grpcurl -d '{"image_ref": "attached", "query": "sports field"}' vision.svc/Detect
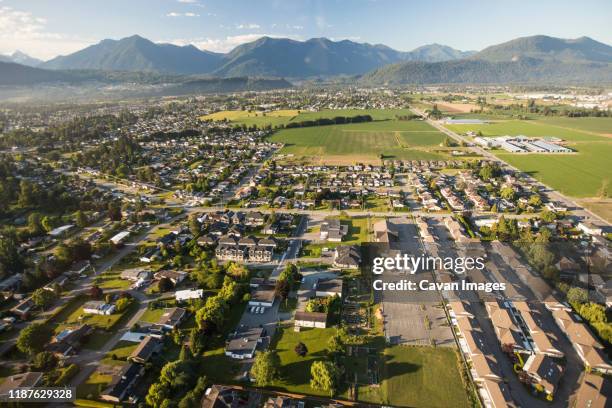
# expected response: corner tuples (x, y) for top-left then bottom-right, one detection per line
(269, 120), (450, 164)
(445, 118), (612, 198)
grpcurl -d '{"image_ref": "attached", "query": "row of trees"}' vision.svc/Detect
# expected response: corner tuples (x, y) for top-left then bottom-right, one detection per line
(283, 115), (374, 129)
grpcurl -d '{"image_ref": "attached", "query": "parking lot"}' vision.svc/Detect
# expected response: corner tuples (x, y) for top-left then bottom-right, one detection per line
(376, 218), (455, 346)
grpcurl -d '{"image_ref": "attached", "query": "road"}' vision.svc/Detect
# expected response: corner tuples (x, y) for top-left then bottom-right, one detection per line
(411, 107), (610, 227)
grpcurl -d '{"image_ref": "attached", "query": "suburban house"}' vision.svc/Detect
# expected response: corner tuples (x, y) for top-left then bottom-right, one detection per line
(46, 324), (93, 357)
(294, 311), (327, 329)
(574, 373), (609, 408)
(110, 230), (131, 246)
(315, 278), (343, 298)
(175, 288), (205, 302)
(215, 235), (276, 263)
(225, 326), (265, 359)
(373, 219), (399, 243)
(10, 297), (35, 319)
(153, 270), (188, 285)
(449, 301), (513, 408)
(486, 302), (524, 352)
(129, 336), (162, 364)
(100, 363), (144, 403)
(522, 354), (563, 398)
(333, 246), (361, 269)
(0, 372), (43, 398)
(83, 301), (116, 315)
(120, 269), (151, 282)
(156, 307), (186, 331)
(577, 222), (603, 237)
(551, 309), (612, 374)
(320, 219), (347, 242)
(248, 284), (276, 308)
(201, 385), (245, 408)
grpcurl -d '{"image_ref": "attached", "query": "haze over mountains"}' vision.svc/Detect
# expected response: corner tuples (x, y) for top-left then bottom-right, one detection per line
(39, 35), (475, 77)
(0, 51), (44, 67)
(1, 34), (611, 90)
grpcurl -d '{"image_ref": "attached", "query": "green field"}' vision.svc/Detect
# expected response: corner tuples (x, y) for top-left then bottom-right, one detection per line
(533, 117), (612, 135)
(446, 118), (612, 198)
(381, 346), (470, 408)
(202, 108), (418, 128)
(270, 120), (449, 164)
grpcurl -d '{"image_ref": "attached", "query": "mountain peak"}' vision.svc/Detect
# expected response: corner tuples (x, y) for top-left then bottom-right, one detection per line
(474, 35), (612, 63)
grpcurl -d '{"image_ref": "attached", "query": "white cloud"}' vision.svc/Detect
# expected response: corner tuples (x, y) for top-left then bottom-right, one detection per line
(166, 11), (200, 17)
(177, 0), (197, 3)
(0, 6), (92, 59)
(236, 23), (260, 30)
(166, 33), (302, 53)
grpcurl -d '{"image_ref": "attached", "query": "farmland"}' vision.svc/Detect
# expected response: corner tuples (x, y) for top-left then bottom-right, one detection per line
(445, 118), (612, 198)
(269, 119), (450, 164)
(200, 108), (417, 128)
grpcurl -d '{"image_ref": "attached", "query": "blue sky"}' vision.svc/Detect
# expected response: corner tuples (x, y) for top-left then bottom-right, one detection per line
(1, 0), (611, 60)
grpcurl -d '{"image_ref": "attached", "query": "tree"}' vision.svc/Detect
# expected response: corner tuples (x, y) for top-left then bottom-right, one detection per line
(89, 285), (103, 299)
(195, 296), (225, 329)
(189, 329), (205, 354)
(115, 297), (130, 312)
(17, 323), (51, 355)
(75, 210), (88, 228)
(31, 288), (56, 309)
(500, 186), (516, 201)
(27, 212), (43, 235)
(567, 287), (588, 306)
(188, 214), (201, 237)
(528, 195), (542, 207)
(541, 209), (557, 223)
(146, 382), (170, 408)
(107, 202), (122, 221)
(41, 216), (55, 233)
(275, 278), (290, 301)
(310, 360), (338, 397)
(226, 262), (249, 280)
(179, 344), (193, 362)
(32, 351), (59, 371)
(250, 351), (280, 386)
(294, 342), (308, 357)
(327, 332), (346, 355)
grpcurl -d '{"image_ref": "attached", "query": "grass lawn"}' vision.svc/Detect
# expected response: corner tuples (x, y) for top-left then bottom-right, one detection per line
(77, 372), (113, 399)
(269, 326), (336, 396)
(381, 346), (470, 408)
(101, 340), (138, 365)
(50, 297), (138, 342)
(269, 120), (449, 164)
(95, 271), (131, 290)
(139, 307), (166, 324)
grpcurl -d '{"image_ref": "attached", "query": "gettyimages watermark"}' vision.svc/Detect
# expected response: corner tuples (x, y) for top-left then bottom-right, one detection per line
(359, 241), (609, 304)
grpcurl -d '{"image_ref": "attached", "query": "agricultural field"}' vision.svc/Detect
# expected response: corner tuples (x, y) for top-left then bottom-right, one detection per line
(270, 120), (450, 164)
(445, 118), (612, 198)
(200, 108), (417, 128)
(381, 346), (471, 408)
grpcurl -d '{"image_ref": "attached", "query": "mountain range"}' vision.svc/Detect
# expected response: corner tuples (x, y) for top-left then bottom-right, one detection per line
(1, 34), (611, 89)
(39, 35), (474, 77)
(361, 35), (612, 85)
(0, 51), (43, 67)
